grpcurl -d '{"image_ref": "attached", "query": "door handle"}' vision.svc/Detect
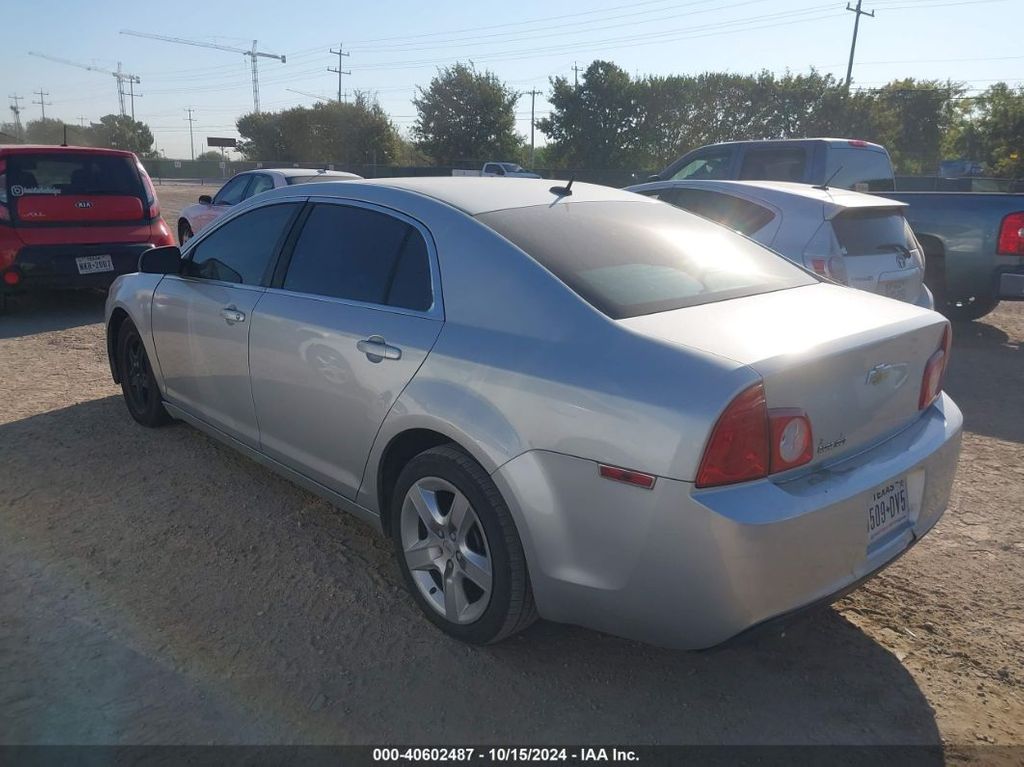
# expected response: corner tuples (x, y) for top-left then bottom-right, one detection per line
(357, 335), (402, 362)
(220, 306), (246, 324)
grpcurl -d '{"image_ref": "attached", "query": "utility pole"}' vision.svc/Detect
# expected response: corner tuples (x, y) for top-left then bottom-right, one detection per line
(184, 108), (197, 161)
(8, 95), (24, 138)
(572, 62), (582, 88)
(33, 88), (52, 120)
(845, 0), (875, 88)
(328, 44), (351, 103)
(525, 89), (542, 166)
(78, 116), (87, 127)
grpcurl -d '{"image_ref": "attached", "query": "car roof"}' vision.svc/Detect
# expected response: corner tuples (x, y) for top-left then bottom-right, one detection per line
(253, 167), (361, 178)
(691, 137), (886, 151)
(0, 144), (136, 158)
(634, 179), (906, 215)
(281, 177), (645, 215)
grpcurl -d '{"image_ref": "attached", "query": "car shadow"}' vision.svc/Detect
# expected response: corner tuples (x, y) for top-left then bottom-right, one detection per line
(0, 290), (106, 339)
(0, 397), (941, 750)
(945, 318), (1023, 444)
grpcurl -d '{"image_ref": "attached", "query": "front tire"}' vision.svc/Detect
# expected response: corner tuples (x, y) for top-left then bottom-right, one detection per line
(117, 319), (170, 427)
(391, 445), (536, 644)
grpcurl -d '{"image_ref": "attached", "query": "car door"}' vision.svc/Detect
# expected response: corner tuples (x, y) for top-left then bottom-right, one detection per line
(194, 173), (251, 231)
(249, 199), (444, 500)
(151, 201), (303, 447)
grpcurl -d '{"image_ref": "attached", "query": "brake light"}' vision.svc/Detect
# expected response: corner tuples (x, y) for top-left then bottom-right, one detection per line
(919, 324), (952, 410)
(598, 464), (656, 489)
(137, 162), (161, 219)
(2, 269), (20, 286)
(996, 211), (1024, 255)
(848, 140), (869, 148)
(696, 382), (769, 488)
(808, 256), (848, 285)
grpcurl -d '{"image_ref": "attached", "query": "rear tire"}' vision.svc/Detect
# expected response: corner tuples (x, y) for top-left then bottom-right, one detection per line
(117, 319), (171, 427)
(178, 220), (194, 246)
(390, 445), (537, 644)
(943, 296), (1000, 322)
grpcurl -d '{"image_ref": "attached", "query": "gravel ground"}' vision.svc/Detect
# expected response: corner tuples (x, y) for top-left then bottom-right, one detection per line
(0, 185), (1022, 749)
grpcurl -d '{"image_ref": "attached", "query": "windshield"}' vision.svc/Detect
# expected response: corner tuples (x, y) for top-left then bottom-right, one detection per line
(478, 201), (815, 319)
(501, 163), (525, 172)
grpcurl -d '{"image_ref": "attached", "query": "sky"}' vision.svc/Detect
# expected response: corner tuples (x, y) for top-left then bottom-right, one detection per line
(1, 0), (1020, 159)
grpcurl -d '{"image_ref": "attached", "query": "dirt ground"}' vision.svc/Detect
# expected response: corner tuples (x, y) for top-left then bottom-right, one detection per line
(0, 184), (1022, 750)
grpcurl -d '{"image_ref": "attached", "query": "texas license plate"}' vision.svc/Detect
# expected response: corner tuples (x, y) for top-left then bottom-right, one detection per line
(880, 280), (907, 301)
(867, 477), (909, 544)
(76, 255), (114, 274)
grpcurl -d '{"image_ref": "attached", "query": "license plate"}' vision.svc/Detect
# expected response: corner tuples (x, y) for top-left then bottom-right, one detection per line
(867, 477), (909, 544)
(76, 255), (114, 274)
(879, 280), (907, 301)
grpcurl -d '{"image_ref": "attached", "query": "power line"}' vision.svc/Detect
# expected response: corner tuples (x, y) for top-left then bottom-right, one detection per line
(328, 44), (351, 103)
(33, 88), (52, 120)
(845, 0), (875, 88)
(184, 107), (197, 160)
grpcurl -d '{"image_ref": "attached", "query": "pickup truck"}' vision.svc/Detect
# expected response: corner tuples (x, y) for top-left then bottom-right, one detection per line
(651, 138), (1024, 320)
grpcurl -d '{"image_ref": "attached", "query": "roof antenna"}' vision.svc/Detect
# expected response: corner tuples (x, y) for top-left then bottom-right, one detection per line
(814, 165), (843, 191)
(550, 176), (574, 196)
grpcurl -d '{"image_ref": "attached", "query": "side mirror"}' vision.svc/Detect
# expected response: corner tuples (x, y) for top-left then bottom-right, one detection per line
(139, 245), (182, 275)
(647, 174), (661, 182)
(199, 194), (213, 204)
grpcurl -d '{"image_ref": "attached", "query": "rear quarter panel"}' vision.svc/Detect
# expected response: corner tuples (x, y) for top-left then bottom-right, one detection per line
(105, 273), (165, 387)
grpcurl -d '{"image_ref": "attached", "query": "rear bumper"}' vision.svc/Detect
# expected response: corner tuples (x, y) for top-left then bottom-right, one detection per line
(2, 243), (153, 292)
(997, 268), (1024, 300)
(493, 393), (963, 649)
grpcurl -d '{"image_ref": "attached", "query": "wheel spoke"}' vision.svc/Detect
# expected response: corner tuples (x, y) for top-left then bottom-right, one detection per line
(404, 537), (439, 572)
(443, 569), (467, 622)
(409, 486), (443, 533)
(449, 492), (473, 542)
(459, 550), (492, 593)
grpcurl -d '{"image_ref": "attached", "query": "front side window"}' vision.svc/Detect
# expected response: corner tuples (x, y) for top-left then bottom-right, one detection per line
(738, 148), (807, 182)
(662, 188), (776, 236)
(213, 175), (250, 206)
(186, 203), (300, 285)
(282, 204), (433, 312)
(478, 201), (813, 320)
(670, 151), (733, 181)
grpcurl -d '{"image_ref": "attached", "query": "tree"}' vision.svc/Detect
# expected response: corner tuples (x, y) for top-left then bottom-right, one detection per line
(89, 115), (157, 157)
(196, 150), (224, 162)
(413, 63), (522, 164)
(964, 83), (1024, 178)
(25, 117), (71, 145)
(236, 93), (401, 166)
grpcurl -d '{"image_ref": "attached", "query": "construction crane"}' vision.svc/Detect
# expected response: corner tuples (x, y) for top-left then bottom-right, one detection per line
(120, 30), (285, 113)
(27, 52), (140, 118)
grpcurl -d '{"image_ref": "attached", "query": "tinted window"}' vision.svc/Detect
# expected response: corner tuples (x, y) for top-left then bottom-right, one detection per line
(663, 188), (776, 235)
(825, 148), (894, 192)
(187, 203), (299, 284)
(739, 148), (807, 182)
(213, 175), (250, 205)
(6, 153), (140, 196)
(832, 209), (913, 256)
(245, 173), (275, 198)
(286, 174), (337, 185)
(478, 201), (814, 320)
(671, 151), (733, 181)
(283, 204), (432, 311)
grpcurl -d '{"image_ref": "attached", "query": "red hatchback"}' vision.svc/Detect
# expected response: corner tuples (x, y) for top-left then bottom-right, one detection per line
(0, 145), (174, 308)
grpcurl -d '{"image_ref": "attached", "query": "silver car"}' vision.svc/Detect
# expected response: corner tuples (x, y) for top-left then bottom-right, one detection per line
(626, 179), (933, 308)
(105, 178), (962, 649)
(177, 168), (361, 245)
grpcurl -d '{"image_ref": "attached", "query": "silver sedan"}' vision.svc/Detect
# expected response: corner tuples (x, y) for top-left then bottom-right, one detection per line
(105, 178), (962, 649)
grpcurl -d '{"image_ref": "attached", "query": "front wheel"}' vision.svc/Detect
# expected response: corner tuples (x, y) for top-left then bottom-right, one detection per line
(117, 319), (171, 427)
(391, 445), (536, 644)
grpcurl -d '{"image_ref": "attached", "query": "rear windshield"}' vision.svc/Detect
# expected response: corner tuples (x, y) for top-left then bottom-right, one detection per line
(832, 209), (912, 256)
(825, 148), (895, 192)
(286, 175), (331, 185)
(478, 201), (815, 320)
(5, 153), (141, 197)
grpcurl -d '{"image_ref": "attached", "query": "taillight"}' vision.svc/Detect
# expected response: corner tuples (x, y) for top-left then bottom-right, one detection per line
(2, 269), (20, 286)
(848, 139), (869, 148)
(137, 162), (161, 219)
(697, 382), (815, 488)
(0, 158), (8, 223)
(996, 211), (1024, 255)
(696, 382), (769, 488)
(808, 256), (848, 285)
(919, 324), (952, 410)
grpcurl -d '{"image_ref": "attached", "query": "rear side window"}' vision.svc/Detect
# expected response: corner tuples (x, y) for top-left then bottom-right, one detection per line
(662, 188), (776, 236)
(6, 153), (141, 197)
(282, 204), (433, 312)
(187, 203), (300, 285)
(245, 173), (275, 198)
(670, 151), (732, 181)
(832, 209), (913, 256)
(825, 148), (894, 192)
(739, 148), (807, 182)
(478, 201), (814, 320)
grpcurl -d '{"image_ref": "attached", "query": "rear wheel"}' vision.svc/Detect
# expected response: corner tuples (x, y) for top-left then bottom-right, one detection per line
(178, 220), (194, 246)
(117, 319), (170, 427)
(943, 296), (1000, 322)
(391, 445), (536, 644)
